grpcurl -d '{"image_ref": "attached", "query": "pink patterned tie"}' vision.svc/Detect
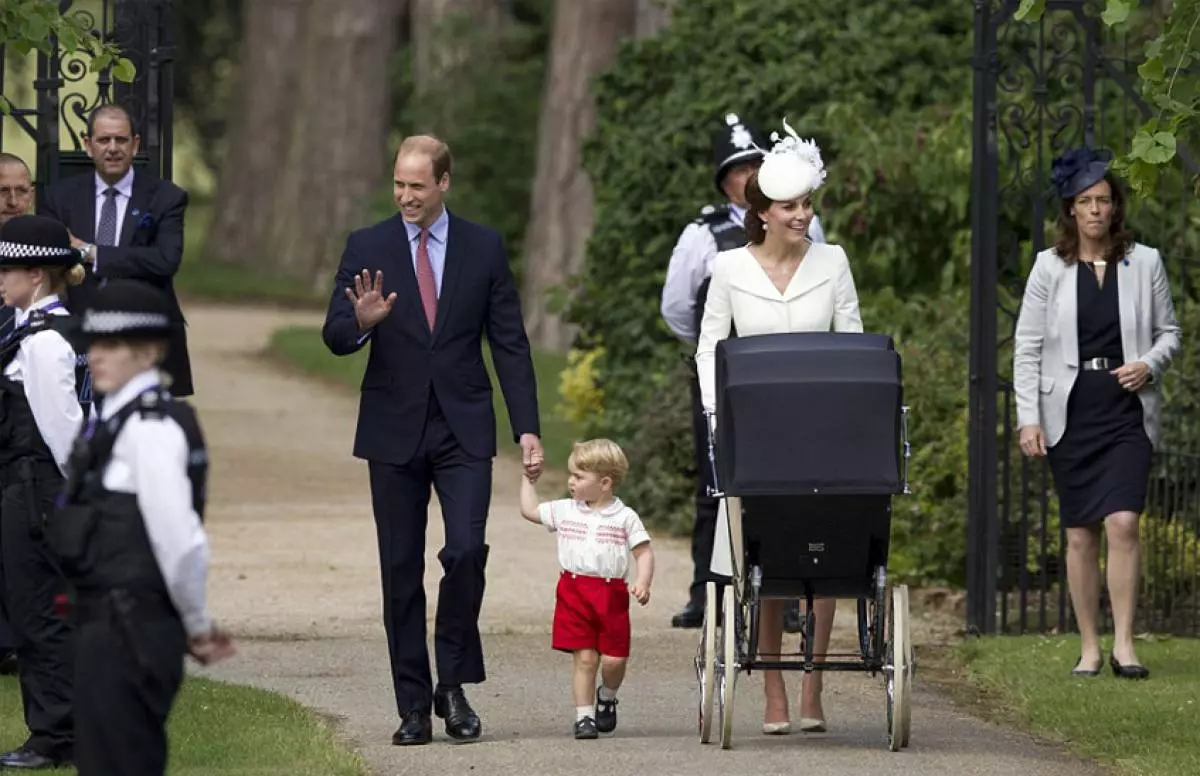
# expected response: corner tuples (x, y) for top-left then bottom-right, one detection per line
(415, 227), (437, 330)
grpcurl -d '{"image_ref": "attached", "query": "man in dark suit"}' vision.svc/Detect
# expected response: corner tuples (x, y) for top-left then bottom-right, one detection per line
(37, 104), (193, 396)
(322, 135), (543, 746)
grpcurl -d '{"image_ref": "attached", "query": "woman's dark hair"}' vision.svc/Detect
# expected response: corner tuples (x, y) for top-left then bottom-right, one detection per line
(742, 170), (772, 245)
(1053, 171), (1133, 264)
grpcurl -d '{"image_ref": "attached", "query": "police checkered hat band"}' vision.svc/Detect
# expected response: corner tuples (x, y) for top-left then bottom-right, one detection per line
(82, 310), (172, 335)
(0, 241), (77, 260)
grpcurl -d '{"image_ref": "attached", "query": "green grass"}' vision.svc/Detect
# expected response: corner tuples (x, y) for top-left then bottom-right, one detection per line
(269, 326), (581, 468)
(0, 676), (367, 775)
(951, 635), (1200, 776)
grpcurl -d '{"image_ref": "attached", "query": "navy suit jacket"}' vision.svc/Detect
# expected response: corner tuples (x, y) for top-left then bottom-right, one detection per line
(322, 211), (540, 465)
(38, 171), (193, 396)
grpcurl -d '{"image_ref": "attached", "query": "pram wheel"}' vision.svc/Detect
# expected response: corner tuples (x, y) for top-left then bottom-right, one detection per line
(719, 584), (738, 749)
(886, 584), (912, 752)
(696, 581), (718, 743)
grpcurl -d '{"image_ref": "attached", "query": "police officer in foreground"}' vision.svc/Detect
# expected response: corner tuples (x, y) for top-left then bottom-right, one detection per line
(51, 280), (234, 775)
(661, 113), (824, 631)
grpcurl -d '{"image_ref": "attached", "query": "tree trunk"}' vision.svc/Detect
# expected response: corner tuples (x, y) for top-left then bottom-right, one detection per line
(411, 0), (508, 131)
(264, 0), (407, 287)
(520, 0), (637, 353)
(207, 0), (308, 266)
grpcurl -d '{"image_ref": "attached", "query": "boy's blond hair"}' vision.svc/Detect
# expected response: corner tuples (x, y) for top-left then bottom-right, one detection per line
(567, 438), (629, 489)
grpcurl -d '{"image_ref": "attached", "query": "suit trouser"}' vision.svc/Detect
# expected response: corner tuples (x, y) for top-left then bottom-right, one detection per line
(368, 396), (492, 716)
(688, 371), (724, 605)
(75, 605), (185, 776)
(0, 466), (74, 758)
(0, 608), (14, 652)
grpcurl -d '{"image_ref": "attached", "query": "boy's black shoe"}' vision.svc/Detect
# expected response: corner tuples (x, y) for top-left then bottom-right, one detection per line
(594, 689), (618, 733)
(574, 717), (598, 740)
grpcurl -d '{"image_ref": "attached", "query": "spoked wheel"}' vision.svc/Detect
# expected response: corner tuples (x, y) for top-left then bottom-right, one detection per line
(898, 585), (913, 748)
(696, 581), (718, 743)
(719, 584), (738, 750)
(886, 585), (911, 752)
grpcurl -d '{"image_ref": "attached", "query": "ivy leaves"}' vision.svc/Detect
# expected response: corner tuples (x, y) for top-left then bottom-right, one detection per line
(1017, 0), (1200, 196)
(0, 0), (134, 114)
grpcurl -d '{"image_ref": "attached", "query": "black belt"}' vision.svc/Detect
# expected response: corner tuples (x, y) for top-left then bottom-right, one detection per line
(1081, 357), (1122, 371)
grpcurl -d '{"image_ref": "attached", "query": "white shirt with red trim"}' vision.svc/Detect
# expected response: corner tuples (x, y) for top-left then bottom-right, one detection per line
(538, 497), (651, 580)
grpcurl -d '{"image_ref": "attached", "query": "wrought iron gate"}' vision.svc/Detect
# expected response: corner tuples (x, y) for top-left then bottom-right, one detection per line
(0, 0), (175, 202)
(969, 0), (1200, 636)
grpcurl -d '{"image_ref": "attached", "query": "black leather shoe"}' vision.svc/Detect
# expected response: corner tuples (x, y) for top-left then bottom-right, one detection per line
(433, 686), (482, 742)
(0, 650), (16, 676)
(1110, 652), (1150, 680)
(594, 688), (618, 733)
(1071, 657), (1101, 677)
(0, 748), (66, 770)
(391, 710), (432, 746)
(671, 600), (704, 628)
(574, 717), (598, 739)
(783, 602), (804, 634)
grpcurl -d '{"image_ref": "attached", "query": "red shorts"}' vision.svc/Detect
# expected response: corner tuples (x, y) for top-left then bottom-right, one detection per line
(552, 572), (631, 657)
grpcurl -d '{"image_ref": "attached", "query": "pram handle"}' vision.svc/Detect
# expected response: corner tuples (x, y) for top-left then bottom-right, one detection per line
(703, 410), (723, 498)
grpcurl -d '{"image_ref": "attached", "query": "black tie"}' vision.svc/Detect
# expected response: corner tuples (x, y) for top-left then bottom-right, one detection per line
(96, 187), (119, 246)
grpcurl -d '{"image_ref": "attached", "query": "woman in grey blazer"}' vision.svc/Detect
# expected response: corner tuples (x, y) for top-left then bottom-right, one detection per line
(1014, 147), (1180, 680)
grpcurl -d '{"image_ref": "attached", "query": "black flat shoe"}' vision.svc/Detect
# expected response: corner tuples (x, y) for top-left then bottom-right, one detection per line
(671, 600), (704, 629)
(574, 717), (598, 739)
(1109, 652), (1150, 680)
(0, 748), (67, 770)
(392, 710), (432, 745)
(434, 685), (482, 741)
(1071, 659), (1101, 676)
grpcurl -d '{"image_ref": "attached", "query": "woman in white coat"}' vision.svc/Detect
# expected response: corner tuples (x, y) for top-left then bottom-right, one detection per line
(695, 120), (863, 734)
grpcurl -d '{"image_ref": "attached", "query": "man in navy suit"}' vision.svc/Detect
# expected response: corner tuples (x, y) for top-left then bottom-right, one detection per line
(37, 104), (193, 397)
(322, 135), (543, 746)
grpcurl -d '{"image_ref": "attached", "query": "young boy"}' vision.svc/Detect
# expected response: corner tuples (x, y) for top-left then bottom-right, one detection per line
(519, 438), (655, 739)
(50, 279), (234, 776)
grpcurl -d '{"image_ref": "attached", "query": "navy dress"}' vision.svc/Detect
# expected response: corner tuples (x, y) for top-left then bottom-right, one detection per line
(1047, 261), (1152, 527)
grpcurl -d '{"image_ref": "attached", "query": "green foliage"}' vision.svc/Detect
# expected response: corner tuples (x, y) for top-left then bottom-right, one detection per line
(1017, 0), (1200, 196)
(387, 0), (552, 278)
(570, 0), (975, 580)
(0, 0), (134, 114)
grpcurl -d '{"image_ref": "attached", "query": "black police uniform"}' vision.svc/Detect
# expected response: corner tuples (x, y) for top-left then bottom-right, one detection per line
(0, 216), (89, 769)
(51, 280), (209, 776)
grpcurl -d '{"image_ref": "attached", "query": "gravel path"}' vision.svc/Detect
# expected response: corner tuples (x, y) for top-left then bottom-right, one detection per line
(186, 304), (1108, 776)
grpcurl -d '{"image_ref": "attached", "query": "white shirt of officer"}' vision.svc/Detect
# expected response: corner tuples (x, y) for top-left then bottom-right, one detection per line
(3, 294), (84, 472)
(661, 205), (826, 342)
(99, 368), (212, 638)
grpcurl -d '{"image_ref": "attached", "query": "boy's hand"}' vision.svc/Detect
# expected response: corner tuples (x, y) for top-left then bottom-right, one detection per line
(188, 627), (237, 665)
(629, 583), (650, 606)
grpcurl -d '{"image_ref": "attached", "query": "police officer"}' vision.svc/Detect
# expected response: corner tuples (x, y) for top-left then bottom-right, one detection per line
(0, 215), (88, 770)
(661, 114), (824, 630)
(51, 279), (234, 776)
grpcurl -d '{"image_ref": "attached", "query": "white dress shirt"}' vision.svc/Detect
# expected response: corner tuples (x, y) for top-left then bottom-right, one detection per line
(3, 294), (84, 472)
(661, 205), (826, 341)
(100, 369), (212, 638)
(94, 168), (135, 246)
(538, 497), (651, 580)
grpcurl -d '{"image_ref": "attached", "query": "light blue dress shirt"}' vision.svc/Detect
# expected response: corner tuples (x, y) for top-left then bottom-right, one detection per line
(357, 207), (450, 343)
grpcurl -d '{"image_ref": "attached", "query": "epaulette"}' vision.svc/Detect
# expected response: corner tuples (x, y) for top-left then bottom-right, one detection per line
(134, 388), (173, 420)
(694, 203), (731, 226)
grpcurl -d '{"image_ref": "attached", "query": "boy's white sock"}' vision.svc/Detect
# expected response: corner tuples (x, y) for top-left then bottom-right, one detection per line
(576, 705), (595, 721)
(598, 686), (617, 702)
